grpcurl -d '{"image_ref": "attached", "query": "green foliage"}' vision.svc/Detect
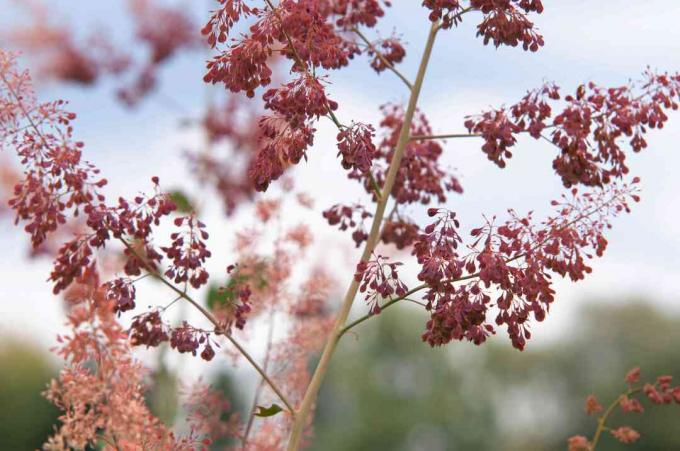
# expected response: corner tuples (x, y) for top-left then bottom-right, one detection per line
(312, 300), (680, 451)
(0, 340), (59, 450)
(255, 403), (283, 417)
(168, 190), (195, 214)
(206, 262), (269, 310)
(146, 350), (179, 425)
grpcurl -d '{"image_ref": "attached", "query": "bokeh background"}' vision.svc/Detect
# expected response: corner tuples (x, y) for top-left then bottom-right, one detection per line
(1, 1), (680, 449)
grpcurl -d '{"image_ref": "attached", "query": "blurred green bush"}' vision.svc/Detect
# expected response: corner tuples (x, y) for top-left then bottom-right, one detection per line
(313, 299), (680, 451)
(0, 339), (59, 450)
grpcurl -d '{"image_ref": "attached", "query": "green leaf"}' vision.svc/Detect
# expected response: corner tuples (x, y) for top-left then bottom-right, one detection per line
(254, 403), (283, 417)
(169, 190), (195, 214)
(206, 283), (230, 310)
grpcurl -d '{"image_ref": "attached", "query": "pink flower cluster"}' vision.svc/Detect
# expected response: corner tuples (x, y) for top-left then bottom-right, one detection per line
(570, 367), (680, 450)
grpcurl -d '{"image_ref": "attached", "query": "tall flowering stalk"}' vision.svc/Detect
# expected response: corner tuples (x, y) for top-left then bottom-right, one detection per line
(2, 1), (680, 449)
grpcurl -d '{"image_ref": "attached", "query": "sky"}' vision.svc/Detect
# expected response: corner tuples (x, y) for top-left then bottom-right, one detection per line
(1, 0), (680, 373)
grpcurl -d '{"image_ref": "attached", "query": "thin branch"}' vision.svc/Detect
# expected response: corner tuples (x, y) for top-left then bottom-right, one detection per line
(118, 238), (296, 416)
(410, 133), (482, 141)
(241, 311), (276, 449)
(352, 27), (413, 90)
(591, 387), (641, 449)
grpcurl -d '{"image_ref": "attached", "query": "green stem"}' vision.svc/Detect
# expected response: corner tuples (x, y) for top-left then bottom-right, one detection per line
(285, 20), (442, 451)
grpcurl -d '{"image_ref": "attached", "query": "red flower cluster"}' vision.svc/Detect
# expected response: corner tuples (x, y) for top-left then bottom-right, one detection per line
(105, 277), (137, 313)
(472, 0), (544, 51)
(203, 0), (397, 192)
(381, 217), (420, 250)
(170, 322), (218, 361)
(421, 0), (467, 29)
(355, 104), (463, 205)
(368, 37), (406, 73)
(130, 310), (169, 348)
(422, 0), (544, 52)
(331, 0), (389, 29)
(2, 53), (232, 369)
(263, 74), (338, 123)
(466, 72), (680, 187)
(336, 122), (378, 173)
(422, 183), (638, 350)
(355, 255), (408, 314)
(323, 203), (373, 247)
(249, 115), (315, 191)
(162, 216), (212, 289)
(130, 313), (221, 362)
(202, 0), (256, 47)
(413, 208), (464, 288)
(119, 0), (198, 105)
(2, 90), (107, 249)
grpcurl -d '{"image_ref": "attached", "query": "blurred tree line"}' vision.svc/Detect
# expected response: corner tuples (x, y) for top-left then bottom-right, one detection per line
(0, 340), (59, 450)
(313, 299), (680, 451)
(2, 299), (679, 450)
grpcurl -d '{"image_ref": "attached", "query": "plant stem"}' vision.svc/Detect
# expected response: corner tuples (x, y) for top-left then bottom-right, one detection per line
(410, 133), (482, 140)
(285, 20), (441, 451)
(241, 313), (276, 449)
(352, 27), (413, 90)
(118, 238), (295, 416)
(590, 387), (641, 449)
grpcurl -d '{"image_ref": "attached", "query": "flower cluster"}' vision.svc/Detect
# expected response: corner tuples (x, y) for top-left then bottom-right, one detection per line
(119, 0), (198, 105)
(129, 313), (220, 361)
(43, 273), (178, 449)
(381, 217), (420, 250)
(129, 310), (169, 348)
(3, 52), (235, 371)
(421, 0), (467, 29)
(422, 0), (544, 52)
(105, 277), (137, 313)
(249, 115), (316, 191)
(355, 255), (408, 314)
(356, 104), (463, 206)
(336, 122), (378, 173)
(323, 203), (373, 247)
(49, 186), (176, 294)
(1, 55), (107, 248)
(368, 37), (406, 73)
(203, 0), (397, 192)
(162, 215), (212, 289)
(472, 0), (544, 51)
(569, 367), (680, 450)
(466, 71), (680, 187)
(422, 183), (638, 350)
(171, 322), (219, 361)
(332, 0), (389, 29)
(5, 2), (129, 85)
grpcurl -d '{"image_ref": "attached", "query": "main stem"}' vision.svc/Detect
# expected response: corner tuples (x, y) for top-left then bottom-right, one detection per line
(285, 21), (440, 450)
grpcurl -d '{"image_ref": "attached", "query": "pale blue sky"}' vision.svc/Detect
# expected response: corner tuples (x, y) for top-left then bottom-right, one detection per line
(2, 1), (680, 356)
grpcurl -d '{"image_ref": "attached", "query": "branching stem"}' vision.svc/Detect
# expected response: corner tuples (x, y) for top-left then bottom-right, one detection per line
(118, 238), (295, 416)
(285, 20), (442, 451)
(352, 27), (413, 90)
